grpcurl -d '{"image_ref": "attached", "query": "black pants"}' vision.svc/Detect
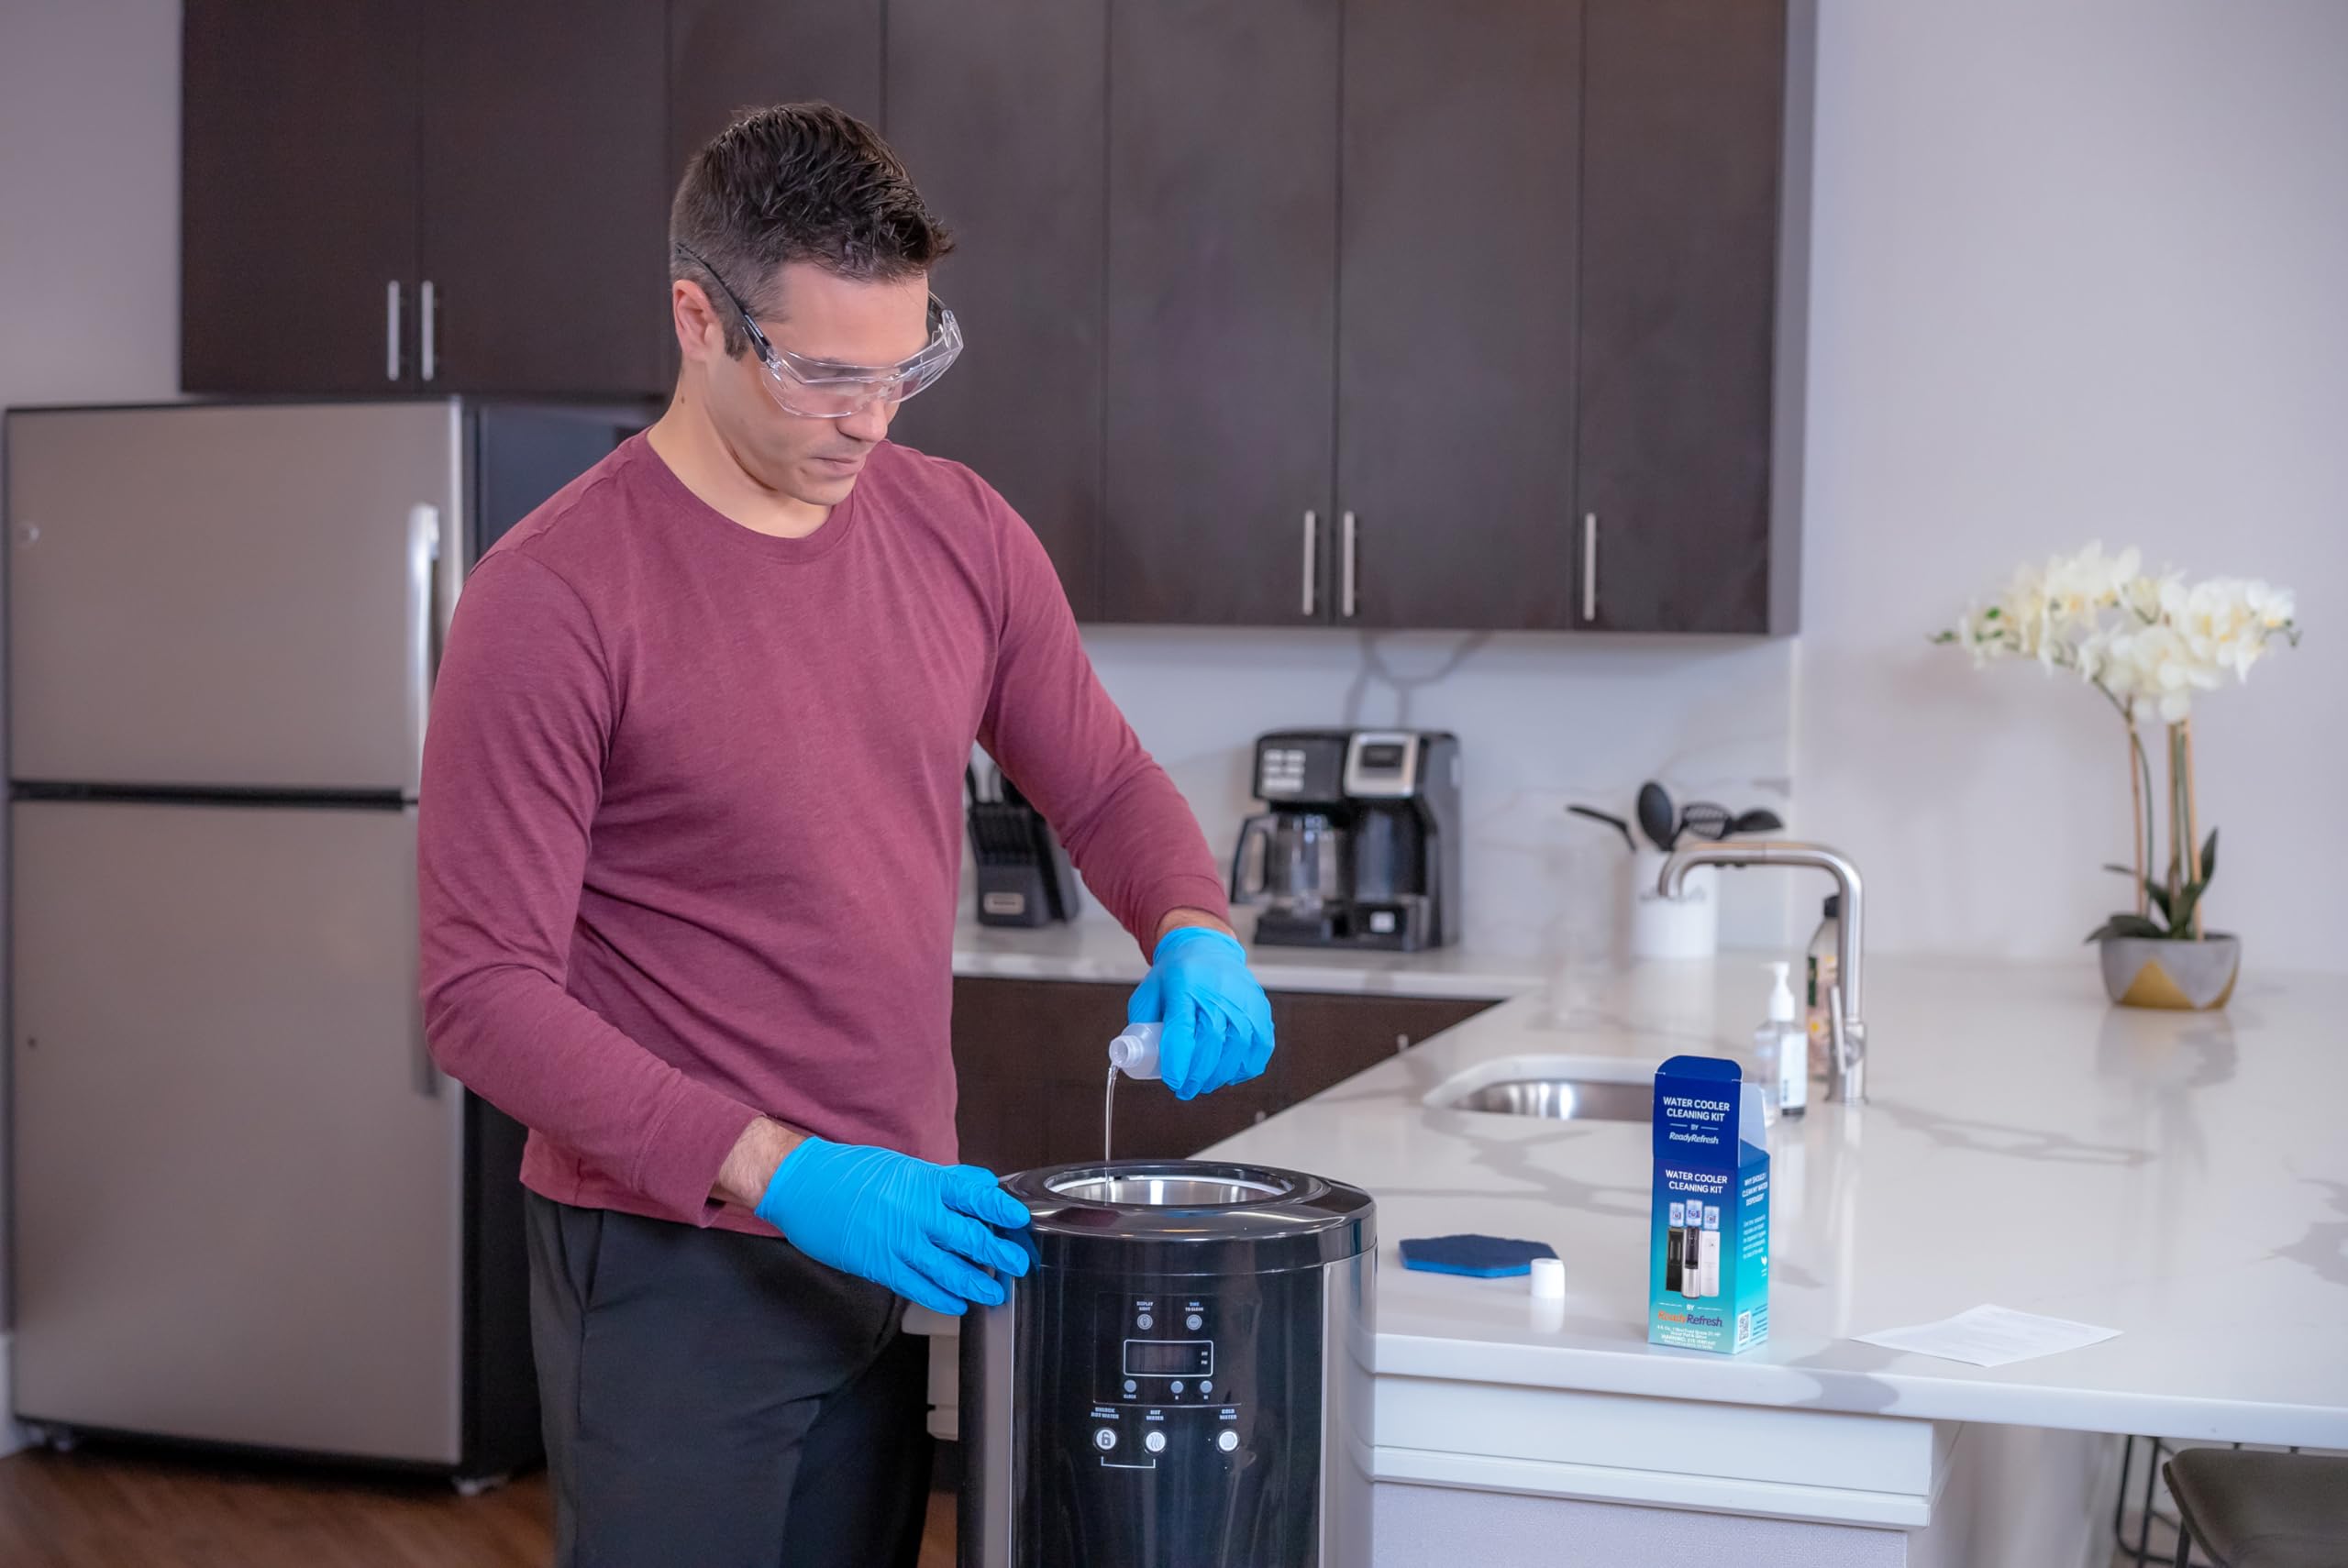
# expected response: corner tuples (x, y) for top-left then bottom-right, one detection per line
(525, 1192), (933, 1568)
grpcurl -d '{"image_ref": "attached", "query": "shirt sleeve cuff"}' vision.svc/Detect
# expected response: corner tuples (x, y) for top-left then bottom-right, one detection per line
(1133, 876), (1235, 960)
(634, 1078), (764, 1227)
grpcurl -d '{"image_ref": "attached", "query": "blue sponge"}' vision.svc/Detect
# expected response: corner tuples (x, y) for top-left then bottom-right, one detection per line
(1398, 1235), (1558, 1278)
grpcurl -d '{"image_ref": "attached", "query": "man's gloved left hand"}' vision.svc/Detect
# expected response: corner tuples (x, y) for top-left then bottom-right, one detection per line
(1126, 925), (1276, 1100)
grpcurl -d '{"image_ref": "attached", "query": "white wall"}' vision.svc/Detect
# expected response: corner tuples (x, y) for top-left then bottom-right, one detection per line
(0, 1), (183, 407)
(0, 0), (182, 1399)
(1795, 0), (2348, 970)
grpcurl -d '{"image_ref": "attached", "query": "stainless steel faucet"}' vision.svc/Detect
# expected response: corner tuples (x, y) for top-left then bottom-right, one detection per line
(1657, 841), (1868, 1104)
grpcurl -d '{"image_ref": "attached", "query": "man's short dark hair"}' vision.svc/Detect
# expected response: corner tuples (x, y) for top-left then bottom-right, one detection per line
(670, 102), (953, 358)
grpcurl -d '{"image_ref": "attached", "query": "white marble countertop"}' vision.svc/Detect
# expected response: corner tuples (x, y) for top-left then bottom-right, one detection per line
(1184, 955), (2348, 1448)
(950, 908), (1551, 1000)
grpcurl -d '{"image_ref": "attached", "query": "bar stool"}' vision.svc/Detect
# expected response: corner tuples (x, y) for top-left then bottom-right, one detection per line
(2163, 1449), (2348, 1568)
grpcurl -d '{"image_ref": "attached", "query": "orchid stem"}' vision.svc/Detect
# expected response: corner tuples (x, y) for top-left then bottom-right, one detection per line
(2169, 718), (2187, 938)
(2097, 682), (2157, 918)
(2127, 723), (2146, 917)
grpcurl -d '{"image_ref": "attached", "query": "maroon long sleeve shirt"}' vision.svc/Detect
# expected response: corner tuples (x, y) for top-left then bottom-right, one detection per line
(417, 432), (1227, 1232)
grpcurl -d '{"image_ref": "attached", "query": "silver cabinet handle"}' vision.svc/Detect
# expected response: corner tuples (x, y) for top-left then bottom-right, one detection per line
(1581, 512), (1599, 623)
(419, 280), (437, 382)
(1301, 509), (1319, 616)
(1341, 510), (1358, 619)
(385, 281), (404, 381)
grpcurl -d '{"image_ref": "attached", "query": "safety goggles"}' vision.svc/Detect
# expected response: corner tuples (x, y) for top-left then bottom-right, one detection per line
(677, 243), (962, 418)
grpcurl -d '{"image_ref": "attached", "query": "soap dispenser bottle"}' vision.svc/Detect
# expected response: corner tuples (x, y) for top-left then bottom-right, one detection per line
(1755, 960), (1807, 1118)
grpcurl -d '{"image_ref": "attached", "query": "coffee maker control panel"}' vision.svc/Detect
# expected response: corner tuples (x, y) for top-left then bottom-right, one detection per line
(1252, 736), (1345, 801)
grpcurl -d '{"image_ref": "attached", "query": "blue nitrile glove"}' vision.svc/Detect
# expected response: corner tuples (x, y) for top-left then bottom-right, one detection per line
(755, 1139), (1031, 1317)
(1126, 925), (1276, 1100)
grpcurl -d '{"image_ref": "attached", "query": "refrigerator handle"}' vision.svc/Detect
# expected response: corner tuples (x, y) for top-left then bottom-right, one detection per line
(414, 1010), (444, 1099)
(407, 503), (442, 780)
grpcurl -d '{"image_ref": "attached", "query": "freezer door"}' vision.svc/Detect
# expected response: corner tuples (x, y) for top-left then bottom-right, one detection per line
(6, 402), (461, 793)
(11, 799), (465, 1463)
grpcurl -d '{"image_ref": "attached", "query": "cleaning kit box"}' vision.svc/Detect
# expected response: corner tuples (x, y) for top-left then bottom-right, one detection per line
(1648, 1055), (1769, 1353)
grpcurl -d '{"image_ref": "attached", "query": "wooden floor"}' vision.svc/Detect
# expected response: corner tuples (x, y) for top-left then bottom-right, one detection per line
(0, 1441), (955, 1568)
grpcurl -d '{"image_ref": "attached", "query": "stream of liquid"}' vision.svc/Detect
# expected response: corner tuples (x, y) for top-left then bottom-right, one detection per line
(1103, 1066), (1119, 1163)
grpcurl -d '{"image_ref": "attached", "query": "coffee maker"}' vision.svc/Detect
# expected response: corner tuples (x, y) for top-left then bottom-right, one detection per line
(1229, 729), (1461, 951)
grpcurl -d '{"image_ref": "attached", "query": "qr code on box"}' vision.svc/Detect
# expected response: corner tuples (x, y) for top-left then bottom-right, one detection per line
(1735, 1311), (1754, 1348)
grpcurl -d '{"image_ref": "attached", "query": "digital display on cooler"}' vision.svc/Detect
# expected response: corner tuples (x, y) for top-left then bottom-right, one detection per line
(1358, 743), (1406, 770)
(1122, 1340), (1213, 1376)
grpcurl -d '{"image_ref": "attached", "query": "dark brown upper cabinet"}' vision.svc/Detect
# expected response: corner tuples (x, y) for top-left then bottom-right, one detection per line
(881, 0), (1106, 620)
(183, 0), (670, 398)
(1573, 0), (1810, 634)
(183, 1), (1809, 631)
(1084, 0), (1807, 634)
(1335, 0), (1585, 630)
(419, 0), (669, 397)
(182, 0), (420, 395)
(666, 0), (883, 167)
(1096, 0), (1343, 625)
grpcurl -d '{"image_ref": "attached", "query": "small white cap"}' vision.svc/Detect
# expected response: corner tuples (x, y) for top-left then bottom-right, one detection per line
(1528, 1256), (1567, 1299)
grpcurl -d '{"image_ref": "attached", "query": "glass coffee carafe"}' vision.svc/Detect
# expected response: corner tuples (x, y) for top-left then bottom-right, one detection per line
(1229, 811), (1349, 915)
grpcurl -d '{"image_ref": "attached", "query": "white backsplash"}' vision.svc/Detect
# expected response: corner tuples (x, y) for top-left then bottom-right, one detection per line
(1076, 625), (1803, 964)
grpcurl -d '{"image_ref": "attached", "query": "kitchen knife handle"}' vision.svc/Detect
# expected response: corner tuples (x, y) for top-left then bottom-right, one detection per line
(1301, 510), (1319, 617)
(385, 281), (404, 382)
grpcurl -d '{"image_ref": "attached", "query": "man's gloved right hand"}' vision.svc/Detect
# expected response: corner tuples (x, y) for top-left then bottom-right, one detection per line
(754, 1138), (1032, 1317)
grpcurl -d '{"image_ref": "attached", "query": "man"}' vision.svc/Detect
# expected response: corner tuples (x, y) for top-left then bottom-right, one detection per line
(417, 103), (1274, 1566)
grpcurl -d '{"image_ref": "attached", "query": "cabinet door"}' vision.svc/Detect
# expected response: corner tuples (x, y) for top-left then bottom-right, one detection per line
(667, 0), (884, 165)
(949, 976), (1494, 1169)
(883, 0), (1106, 618)
(1574, 0), (1790, 633)
(1100, 0), (1341, 625)
(1335, 0), (1582, 630)
(1270, 991), (1492, 1102)
(416, 0), (669, 395)
(182, 0), (419, 394)
(950, 978), (1121, 1172)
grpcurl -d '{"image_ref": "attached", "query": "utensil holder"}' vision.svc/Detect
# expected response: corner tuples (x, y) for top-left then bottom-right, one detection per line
(1625, 846), (1719, 960)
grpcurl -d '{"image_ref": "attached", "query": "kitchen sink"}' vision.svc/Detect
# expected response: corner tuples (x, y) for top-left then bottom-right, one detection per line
(1424, 1055), (1654, 1123)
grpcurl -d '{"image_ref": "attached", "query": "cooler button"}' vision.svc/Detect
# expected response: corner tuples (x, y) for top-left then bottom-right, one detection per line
(1144, 1430), (1168, 1454)
(1217, 1430), (1240, 1453)
(1185, 1312), (1203, 1331)
(1124, 1379), (1137, 1395)
(1170, 1381), (1184, 1395)
(1200, 1380), (1213, 1396)
(1094, 1429), (1117, 1452)
(1135, 1312), (1154, 1331)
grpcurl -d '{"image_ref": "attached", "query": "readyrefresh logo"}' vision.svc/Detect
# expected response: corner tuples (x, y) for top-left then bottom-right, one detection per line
(1659, 1094), (1730, 1147)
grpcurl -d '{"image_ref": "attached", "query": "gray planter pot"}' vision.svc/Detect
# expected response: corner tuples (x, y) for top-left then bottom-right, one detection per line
(2099, 933), (2241, 1010)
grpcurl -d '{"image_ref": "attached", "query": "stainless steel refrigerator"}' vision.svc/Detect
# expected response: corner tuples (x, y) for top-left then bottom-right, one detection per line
(6, 398), (640, 1481)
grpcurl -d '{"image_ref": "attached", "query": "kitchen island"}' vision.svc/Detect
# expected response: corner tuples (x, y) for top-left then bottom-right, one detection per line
(925, 932), (2348, 1566)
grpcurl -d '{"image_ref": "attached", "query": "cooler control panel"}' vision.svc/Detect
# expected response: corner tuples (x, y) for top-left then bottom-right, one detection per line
(1083, 1290), (1246, 1469)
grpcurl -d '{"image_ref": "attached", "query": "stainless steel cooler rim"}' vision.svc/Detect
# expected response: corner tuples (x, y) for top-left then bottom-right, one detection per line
(1043, 1164), (1294, 1208)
